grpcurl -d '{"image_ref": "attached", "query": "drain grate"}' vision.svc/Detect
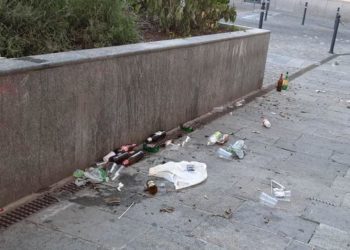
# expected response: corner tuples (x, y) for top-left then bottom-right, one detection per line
(56, 182), (85, 193)
(0, 195), (58, 230)
(308, 197), (336, 207)
(0, 181), (86, 230)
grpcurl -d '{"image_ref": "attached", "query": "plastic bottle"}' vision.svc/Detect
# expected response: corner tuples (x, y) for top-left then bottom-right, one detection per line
(216, 148), (233, 160)
(207, 131), (223, 145)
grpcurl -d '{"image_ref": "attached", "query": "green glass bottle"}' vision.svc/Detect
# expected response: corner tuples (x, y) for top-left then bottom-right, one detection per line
(282, 72), (289, 90)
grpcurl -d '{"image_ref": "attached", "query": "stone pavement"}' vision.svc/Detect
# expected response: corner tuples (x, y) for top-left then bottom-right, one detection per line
(1, 53), (350, 249)
(233, 9), (350, 87)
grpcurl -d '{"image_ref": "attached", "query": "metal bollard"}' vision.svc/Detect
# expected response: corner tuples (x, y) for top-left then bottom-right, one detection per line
(259, 1), (266, 29)
(329, 13), (341, 54)
(302, 2), (308, 25)
(265, 0), (270, 21)
(334, 7), (340, 28)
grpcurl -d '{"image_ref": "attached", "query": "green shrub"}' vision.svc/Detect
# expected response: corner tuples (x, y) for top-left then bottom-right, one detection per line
(0, 0), (139, 58)
(133, 0), (236, 36)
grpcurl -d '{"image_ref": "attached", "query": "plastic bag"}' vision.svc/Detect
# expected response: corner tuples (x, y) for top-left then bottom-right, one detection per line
(226, 140), (246, 159)
(149, 161), (207, 190)
(84, 168), (108, 183)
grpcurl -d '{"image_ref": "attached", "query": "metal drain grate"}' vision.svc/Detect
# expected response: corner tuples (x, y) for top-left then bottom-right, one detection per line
(308, 197), (336, 207)
(0, 195), (58, 229)
(56, 182), (85, 193)
(0, 182), (86, 230)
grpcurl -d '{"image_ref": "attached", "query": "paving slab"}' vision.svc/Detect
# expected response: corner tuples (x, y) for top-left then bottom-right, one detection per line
(331, 176), (350, 193)
(233, 201), (318, 243)
(192, 216), (290, 250)
(286, 240), (314, 250)
(309, 224), (350, 250)
(331, 153), (350, 166)
(123, 227), (223, 250)
(302, 203), (350, 233)
(26, 201), (151, 249)
(122, 197), (207, 235)
(0, 220), (106, 250)
(342, 194), (350, 209)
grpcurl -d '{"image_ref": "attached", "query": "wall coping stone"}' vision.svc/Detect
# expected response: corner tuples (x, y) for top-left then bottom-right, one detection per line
(0, 27), (269, 77)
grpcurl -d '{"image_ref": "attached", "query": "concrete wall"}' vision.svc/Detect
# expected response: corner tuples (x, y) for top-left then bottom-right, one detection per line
(232, 0), (350, 21)
(0, 28), (270, 207)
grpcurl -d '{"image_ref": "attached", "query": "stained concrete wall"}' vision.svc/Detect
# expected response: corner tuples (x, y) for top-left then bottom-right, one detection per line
(0, 28), (270, 207)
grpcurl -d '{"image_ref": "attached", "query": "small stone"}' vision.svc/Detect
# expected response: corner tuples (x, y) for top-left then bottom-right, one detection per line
(160, 206), (175, 213)
(104, 196), (121, 206)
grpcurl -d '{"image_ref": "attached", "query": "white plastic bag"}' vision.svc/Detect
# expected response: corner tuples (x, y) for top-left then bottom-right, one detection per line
(148, 161), (207, 190)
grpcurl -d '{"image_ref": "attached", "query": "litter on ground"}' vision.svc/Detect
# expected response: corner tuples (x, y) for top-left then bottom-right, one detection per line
(149, 161), (207, 190)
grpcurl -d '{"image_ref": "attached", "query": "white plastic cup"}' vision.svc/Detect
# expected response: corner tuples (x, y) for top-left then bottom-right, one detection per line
(259, 192), (278, 207)
(216, 148), (233, 160)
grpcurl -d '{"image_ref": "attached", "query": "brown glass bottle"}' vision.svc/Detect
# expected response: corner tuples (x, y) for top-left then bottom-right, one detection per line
(146, 131), (166, 143)
(277, 74), (283, 92)
(119, 144), (137, 153)
(122, 151), (145, 166)
(146, 180), (158, 195)
(110, 151), (134, 164)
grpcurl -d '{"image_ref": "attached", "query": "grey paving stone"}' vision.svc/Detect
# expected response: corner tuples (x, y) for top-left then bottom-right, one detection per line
(233, 201), (318, 243)
(331, 152), (350, 166)
(311, 186), (347, 207)
(302, 203), (350, 233)
(245, 140), (294, 162)
(123, 227), (224, 250)
(342, 194), (350, 209)
(274, 137), (334, 159)
(286, 240), (313, 250)
(156, 184), (244, 215)
(234, 128), (281, 145)
(26, 201), (151, 249)
(309, 224), (350, 250)
(346, 169), (350, 178)
(192, 215), (290, 250)
(123, 196), (207, 235)
(331, 176), (350, 193)
(269, 153), (345, 187)
(0, 220), (105, 250)
(297, 134), (350, 155)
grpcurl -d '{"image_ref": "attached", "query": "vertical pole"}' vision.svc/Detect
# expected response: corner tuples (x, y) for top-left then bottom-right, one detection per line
(334, 7), (340, 28)
(302, 2), (308, 25)
(329, 13), (341, 54)
(265, 0), (270, 21)
(259, 1), (266, 29)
